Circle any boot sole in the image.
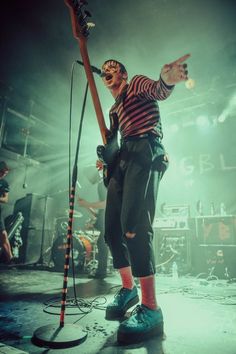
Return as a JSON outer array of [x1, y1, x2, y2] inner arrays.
[[117, 322, 164, 344], [105, 295, 139, 320]]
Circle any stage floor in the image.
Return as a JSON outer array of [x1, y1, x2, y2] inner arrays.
[[0, 266, 236, 354]]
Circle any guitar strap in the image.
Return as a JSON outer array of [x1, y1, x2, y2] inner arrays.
[[115, 84, 128, 105], [109, 84, 129, 135], [109, 112, 119, 137]]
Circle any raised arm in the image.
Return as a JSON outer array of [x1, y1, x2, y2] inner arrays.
[[161, 53, 191, 86]]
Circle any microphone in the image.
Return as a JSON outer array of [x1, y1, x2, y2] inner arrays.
[[76, 60, 106, 77]]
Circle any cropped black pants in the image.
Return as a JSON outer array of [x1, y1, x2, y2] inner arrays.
[[104, 135, 167, 277]]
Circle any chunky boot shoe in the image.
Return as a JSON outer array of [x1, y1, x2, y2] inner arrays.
[[117, 304, 164, 344], [105, 286, 139, 320]]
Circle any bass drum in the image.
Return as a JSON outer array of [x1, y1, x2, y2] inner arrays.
[[51, 234, 88, 272]]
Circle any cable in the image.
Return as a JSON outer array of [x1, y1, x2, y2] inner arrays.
[[155, 254, 175, 269], [42, 295, 108, 317]]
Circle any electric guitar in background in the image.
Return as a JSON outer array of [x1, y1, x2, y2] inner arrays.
[[0, 212, 24, 260], [7, 212, 24, 241], [65, 0, 119, 186]]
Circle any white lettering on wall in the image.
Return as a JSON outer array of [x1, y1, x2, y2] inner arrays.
[[180, 157, 194, 175], [220, 153, 236, 171], [199, 154, 215, 174]]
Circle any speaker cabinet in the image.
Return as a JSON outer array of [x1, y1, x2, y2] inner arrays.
[[192, 244, 236, 279], [192, 216, 236, 278], [14, 193, 55, 230], [13, 193, 56, 264], [153, 228, 192, 274]]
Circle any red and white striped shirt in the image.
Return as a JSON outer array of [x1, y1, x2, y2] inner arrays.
[[109, 75, 174, 139]]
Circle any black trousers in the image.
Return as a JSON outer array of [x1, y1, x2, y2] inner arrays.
[[105, 136, 166, 277]]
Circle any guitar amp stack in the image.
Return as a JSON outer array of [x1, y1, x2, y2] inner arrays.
[[193, 215, 236, 278], [153, 204, 236, 278], [153, 205, 192, 274]]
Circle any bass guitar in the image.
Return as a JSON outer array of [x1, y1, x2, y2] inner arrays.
[[65, 0, 119, 186]]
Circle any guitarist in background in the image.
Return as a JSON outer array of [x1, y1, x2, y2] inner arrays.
[[78, 164, 108, 279], [0, 161, 14, 263], [99, 55, 190, 344]]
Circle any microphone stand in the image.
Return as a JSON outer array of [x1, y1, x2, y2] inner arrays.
[[33, 82, 89, 349]]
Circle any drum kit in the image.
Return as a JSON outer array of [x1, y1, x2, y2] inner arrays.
[[51, 210, 102, 274]]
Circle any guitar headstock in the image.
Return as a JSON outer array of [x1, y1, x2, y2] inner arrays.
[[65, 0, 92, 41]]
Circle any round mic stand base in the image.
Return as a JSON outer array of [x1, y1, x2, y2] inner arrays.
[[32, 323, 87, 349]]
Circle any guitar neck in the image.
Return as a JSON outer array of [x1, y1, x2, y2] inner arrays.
[[8, 213, 24, 241], [79, 41, 108, 145], [65, 0, 109, 145]]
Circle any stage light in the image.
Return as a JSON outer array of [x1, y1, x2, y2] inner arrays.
[[185, 78, 195, 89], [218, 110, 228, 123], [218, 91, 236, 123]]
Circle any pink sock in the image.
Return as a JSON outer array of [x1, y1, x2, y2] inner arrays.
[[139, 275, 158, 310], [119, 266, 135, 289]]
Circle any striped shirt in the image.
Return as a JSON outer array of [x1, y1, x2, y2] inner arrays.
[[109, 75, 174, 139]]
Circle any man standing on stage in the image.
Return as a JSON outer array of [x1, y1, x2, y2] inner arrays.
[[99, 54, 190, 343]]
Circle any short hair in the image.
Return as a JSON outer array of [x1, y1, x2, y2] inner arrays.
[[102, 59, 127, 74], [0, 161, 9, 173]]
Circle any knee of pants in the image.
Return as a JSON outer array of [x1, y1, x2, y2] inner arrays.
[[126, 238, 155, 276]]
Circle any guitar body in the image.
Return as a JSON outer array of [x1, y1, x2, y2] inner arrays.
[[97, 134, 119, 187], [0, 212, 24, 261]]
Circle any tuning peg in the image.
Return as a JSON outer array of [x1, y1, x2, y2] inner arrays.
[[77, 8, 91, 22], [84, 10, 91, 17], [78, 0, 88, 8]]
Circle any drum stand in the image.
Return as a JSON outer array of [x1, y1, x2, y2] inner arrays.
[[84, 231, 114, 276], [84, 232, 99, 275]]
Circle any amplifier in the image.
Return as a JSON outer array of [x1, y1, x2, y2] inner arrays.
[[153, 228, 192, 274], [195, 215, 236, 245], [161, 204, 190, 217], [191, 215, 236, 278], [192, 244, 236, 279], [153, 216, 189, 230]]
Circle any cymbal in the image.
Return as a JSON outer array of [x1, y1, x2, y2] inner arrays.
[[85, 230, 100, 236], [73, 213, 83, 218]]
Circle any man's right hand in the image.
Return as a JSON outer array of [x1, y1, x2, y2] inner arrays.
[[161, 54, 191, 86]]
